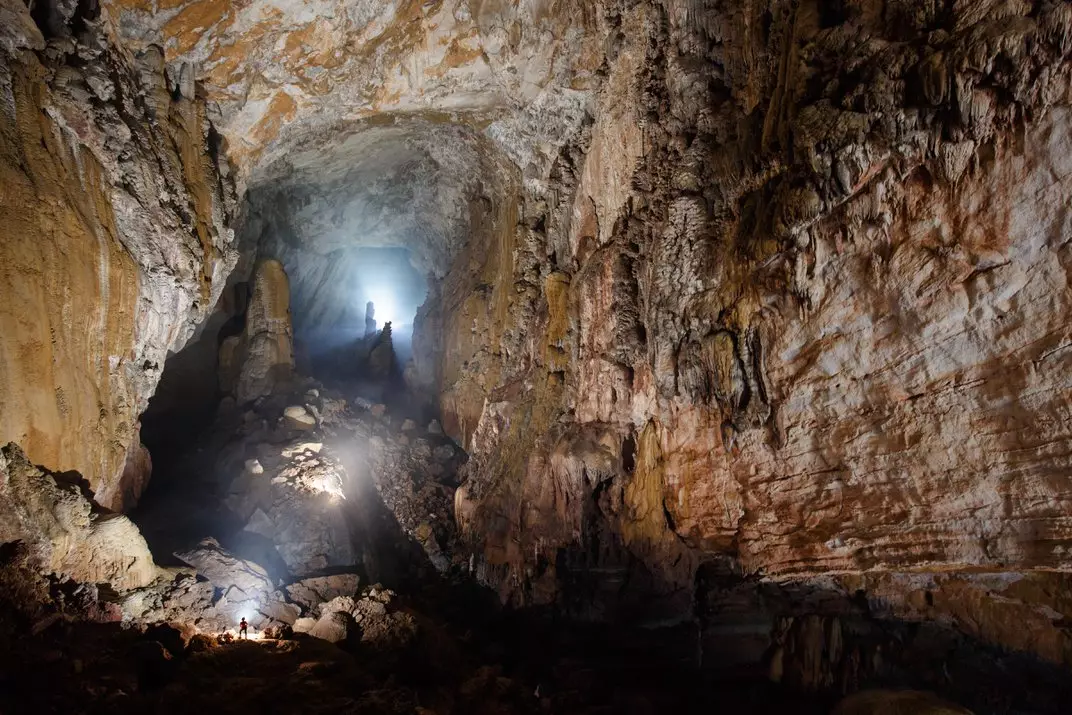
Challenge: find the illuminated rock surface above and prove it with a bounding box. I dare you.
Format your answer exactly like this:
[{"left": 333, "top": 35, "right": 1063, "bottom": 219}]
[{"left": 0, "top": 1, "right": 236, "bottom": 502}]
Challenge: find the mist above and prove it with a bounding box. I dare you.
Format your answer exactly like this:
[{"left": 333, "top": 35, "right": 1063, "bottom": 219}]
[{"left": 290, "top": 246, "right": 428, "bottom": 366}]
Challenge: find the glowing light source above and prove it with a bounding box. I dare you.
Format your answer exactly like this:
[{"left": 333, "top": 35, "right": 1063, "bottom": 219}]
[{"left": 366, "top": 288, "right": 399, "bottom": 325}]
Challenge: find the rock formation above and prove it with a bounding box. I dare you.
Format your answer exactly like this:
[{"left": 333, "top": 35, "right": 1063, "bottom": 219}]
[
  {"left": 441, "top": 0, "right": 1072, "bottom": 643},
  {"left": 3, "top": 0, "right": 1072, "bottom": 711},
  {"left": 0, "top": 443, "right": 156, "bottom": 592},
  {"left": 0, "top": 0, "right": 236, "bottom": 503},
  {"left": 219, "top": 258, "right": 295, "bottom": 404},
  {"left": 364, "top": 301, "right": 376, "bottom": 338}
]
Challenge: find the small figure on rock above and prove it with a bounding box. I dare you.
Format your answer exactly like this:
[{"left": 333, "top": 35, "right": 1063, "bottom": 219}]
[{"left": 239, "top": 617, "right": 249, "bottom": 639}]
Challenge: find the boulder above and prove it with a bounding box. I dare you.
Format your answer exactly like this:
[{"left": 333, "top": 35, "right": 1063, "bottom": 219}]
[
  {"left": 173, "top": 538, "right": 273, "bottom": 601},
  {"left": 281, "top": 441, "right": 323, "bottom": 458},
  {"left": 309, "top": 610, "right": 353, "bottom": 643},
  {"left": 0, "top": 444, "right": 156, "bottom": 591},
  {"left": 293, "top": 617, "right": 317, "bottom": 634},
  {"left": 283, "top": 406, "right": 316, "bottom": 431},
  {"left": 318, "top": 595, "right": 357, "bottom": 616},
  {"left": 244, "top": 509, "right": 276, "bottom": 539},
  {"left": 285, "top": 574, "right": 360, "bottom": 613},
  {"left": 257, "top": 598, "right": 301, "bottom": 626}
]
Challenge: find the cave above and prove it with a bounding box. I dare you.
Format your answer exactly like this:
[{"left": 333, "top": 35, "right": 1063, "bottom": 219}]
[{"left": 3, "top": 1, "right": 1072, "bottom": 713}]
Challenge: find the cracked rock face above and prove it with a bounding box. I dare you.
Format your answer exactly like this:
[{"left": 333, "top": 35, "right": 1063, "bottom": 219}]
[{"left": 101, "top": 0, "right": 606, "bottom": 183}]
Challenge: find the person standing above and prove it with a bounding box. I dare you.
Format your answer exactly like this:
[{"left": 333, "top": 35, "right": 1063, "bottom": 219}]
[{"left": 239, "top": 617, "right": 249, "bottom": 639}]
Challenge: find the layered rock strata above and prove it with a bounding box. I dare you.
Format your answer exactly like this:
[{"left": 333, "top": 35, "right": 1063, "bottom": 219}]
[
  {"left": 443, "top": 0, "right": 1072, "bottom": 663},
  {"left": 4, "top": 0, "right": 1072, "bottom": 692}
]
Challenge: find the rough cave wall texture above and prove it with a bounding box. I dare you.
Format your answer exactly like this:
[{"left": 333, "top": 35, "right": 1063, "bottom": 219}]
[
  {"left": 4, "top": 0, "right": 1072, "bottom": 672},
  {"left": 450, "top": 0, "right": 1072, "bottom": 654},
  {"left": 0, "top": 0, "right": 237, "bottom": 509}
]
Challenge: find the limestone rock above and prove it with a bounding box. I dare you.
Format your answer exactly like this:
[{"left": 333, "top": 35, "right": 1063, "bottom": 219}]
[
  {"left": 0, "top": 443, "right": 156, "bottom": 591},
  {"left": 366, "top": 323, "right": 397, "bottom": 381},
  {"left": 236, "top": 260, "right": 295, "bottom": 402},
  {"left": 308, "top": 610, "right": 352, "bottom": 644},
  {"left": 283, "top": 406, "right": 316, "bottom": 431},
  {"left": 318, "top": 595, "right": 357, "bottom": 617},
  {"left": 245, "top": 509, "right": 275, "bottom": 539},
  {"left": 285, "top": 574, "right": 360, "bottom": 614},
  {"left": 173, "top": 538, "right": 273, "bottom": 601},
  {"left": 103, "top": 432, "right": 153, "bottom": 513},
  {"left": 220, "top": 259, "right": 295, "bottom": 404},
  {"left": 257, "top": 599, "right": 301, "bottom": 627},
  {"left": 0, "top": 5, "right": 237, "bottom": 500},
  {"left": 223, "top": 442, "right": 352, "bottom": 576},
  {"left": 430, "top": 0, "right": 1072, "bottom": 656},
  {"left": 292, "top": 617, "right": 317, "bottom": 634}
]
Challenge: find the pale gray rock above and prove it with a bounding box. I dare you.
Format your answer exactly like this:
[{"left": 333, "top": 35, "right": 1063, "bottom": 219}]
[
  {"left": 0, "top": 443, "right": 156, "bottom": 591},
  {"left": 285, "top": 574, "right": 360, "bottom": 614},
  {"left": 292, "top": 617, "right": 317, "bottom": 634},
  {"left": 308, "top": 610, "right": 352, "bottom": 644},
  {"left": 174, "top": 538, "right": 273, "bottom": 601},
  {"left": 283, "top": 406, "right": 316, "bottom": 431}
]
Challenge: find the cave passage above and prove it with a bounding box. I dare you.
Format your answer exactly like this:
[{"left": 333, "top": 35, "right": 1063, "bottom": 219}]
[
  {"left": 6, "top": 1, "right": 1072, "bottom": 713},
  {"left": 293, "top": 246, "right": 428, "bottom": 379}
]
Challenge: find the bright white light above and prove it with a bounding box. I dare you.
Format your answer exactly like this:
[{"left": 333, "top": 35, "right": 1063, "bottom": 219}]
[{"left": 366, "top": 288, "right": 399, "bottom": 325}]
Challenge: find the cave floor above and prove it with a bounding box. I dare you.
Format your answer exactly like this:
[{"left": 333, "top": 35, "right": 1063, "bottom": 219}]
[
  {"left": 1, "top": 616, "right": 831, "bottom": 715},
  {"left": 25, "top": 376, "right": 1061, "bottom": 715}
]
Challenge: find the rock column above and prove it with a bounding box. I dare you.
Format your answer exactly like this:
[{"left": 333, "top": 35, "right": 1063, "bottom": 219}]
[{"left": 219, "top": 259, "right": 295, "bottom": 403}]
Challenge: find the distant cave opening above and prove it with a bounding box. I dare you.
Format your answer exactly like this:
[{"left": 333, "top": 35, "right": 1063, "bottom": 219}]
[{"left": 290, "top": 245, "right": 428, "bottom": 395}]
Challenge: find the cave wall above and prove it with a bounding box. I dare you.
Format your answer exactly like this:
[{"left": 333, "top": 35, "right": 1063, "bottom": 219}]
[
  {"left": 4, "top": 0, "right": 1072, "bottom": 676},
  {"left": 0, "top": 2, "right": 237, "bottom": 509},
  {"left": 444, "top": 0, "right": 1072, "bottom": 652}
]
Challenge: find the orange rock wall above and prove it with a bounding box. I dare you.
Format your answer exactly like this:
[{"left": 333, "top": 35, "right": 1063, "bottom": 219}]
[
  {"left": 0, "top": 10, "right": 236, "bottom": 507},
  {"left": 449, "top": 0, "right": 1072, "bottom": 643},
  {"left": 0, "top": 62, "right": 141, "bottom": 501}
]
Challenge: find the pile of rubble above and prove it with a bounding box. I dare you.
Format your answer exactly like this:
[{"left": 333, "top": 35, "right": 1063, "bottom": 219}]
[
  {"left": 121, "top": 537, "right": 415, "bottom": 651},
  {"left": 202, "top": 381, "right": 465, "bottom": 580},
  {"left": 354, "top": 411, "right": 464, "bottom": 574}
]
